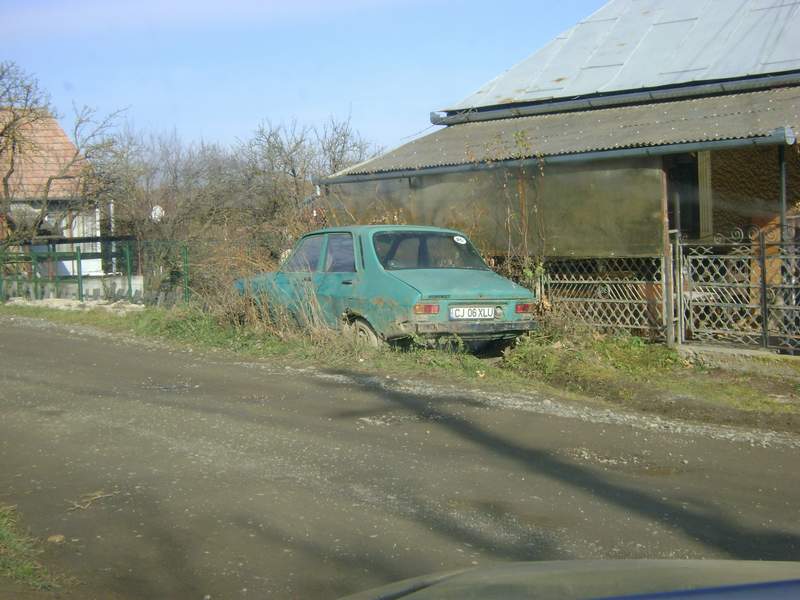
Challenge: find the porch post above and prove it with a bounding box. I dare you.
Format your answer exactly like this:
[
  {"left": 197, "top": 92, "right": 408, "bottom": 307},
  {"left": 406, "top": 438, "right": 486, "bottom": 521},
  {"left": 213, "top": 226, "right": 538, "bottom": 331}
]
[
  {"left": 777, "top": 144, "right": 796, "bottom": 351},
  {"left": 698, "top": 151, "right": 713, "bottom": 238},
  {"left": 779, "top": 145, "right": 787, "bottom": 242}
]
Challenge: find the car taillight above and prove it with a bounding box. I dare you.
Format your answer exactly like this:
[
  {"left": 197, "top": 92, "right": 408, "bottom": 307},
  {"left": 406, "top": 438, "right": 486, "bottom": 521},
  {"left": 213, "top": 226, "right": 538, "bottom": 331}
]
[
  {"left": 413, "top": 303, "right": 440, "bottom": 315},
  {"left": 515, "top": 302, "right": 534, "bottom": 314}
]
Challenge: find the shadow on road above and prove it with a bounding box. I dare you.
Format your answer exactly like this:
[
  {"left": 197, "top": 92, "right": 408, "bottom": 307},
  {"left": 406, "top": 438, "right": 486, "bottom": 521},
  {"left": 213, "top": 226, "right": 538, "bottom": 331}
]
[
  {"left": 231, "top": 517, "right": 413, "bottom": 598},
  {"left": 325, "top": 368, "right": 800, "bottom": 562}
]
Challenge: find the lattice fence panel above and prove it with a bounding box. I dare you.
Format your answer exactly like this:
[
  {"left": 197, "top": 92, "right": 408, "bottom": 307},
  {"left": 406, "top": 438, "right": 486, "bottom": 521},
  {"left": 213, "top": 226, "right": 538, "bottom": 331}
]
[{"left": 545, "top": 256, "right": 665, "bottom": 337}]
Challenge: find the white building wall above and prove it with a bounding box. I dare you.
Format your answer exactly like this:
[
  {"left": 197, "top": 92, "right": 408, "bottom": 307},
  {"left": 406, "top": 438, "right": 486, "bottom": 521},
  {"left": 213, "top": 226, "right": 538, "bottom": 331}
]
[{"left": 61, "top": 209, "right": 103, "bottom": 276}]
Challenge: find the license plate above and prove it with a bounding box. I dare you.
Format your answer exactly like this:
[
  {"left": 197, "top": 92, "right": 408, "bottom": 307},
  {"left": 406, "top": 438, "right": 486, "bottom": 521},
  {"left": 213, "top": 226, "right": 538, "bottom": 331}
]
[{"left": 449, "top": 306, "right": 495, "bottom": 320}]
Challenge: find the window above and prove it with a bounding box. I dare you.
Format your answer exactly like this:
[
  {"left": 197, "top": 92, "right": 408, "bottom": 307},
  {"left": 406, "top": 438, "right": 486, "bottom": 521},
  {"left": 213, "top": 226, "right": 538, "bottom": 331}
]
[
  {"left": 373, "top": 231, "right": 489, "bottom": 271},
  {"left": 281, "top": 235, "right": 323, "bottom": 272},
  {"left": 324, "top": 233, "right": 356, "bottom": 272}
]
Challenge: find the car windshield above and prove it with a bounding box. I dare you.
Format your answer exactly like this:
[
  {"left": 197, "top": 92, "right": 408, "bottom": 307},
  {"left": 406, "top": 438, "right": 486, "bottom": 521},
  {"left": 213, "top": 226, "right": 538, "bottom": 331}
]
[{"left": 373, "top": 231, "right": 489, "bottom": 270}]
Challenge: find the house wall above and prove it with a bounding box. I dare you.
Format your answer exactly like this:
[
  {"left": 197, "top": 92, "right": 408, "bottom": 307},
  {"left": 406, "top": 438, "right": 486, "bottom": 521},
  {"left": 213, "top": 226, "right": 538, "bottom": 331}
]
[
  {"left": 324, "top": 157, "right": 664, "bottom": 257},
  {"left": 64, "top": 209, "right": 103, "bottom": 275},
  {"left": 710, "top": 145, "right": 800, "bottom": 235}
]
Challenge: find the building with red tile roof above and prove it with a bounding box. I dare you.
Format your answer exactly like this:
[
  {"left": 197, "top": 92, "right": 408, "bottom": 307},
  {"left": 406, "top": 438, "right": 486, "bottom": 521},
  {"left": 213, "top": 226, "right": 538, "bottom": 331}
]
[
  {"left": 1, "top": 111, "right": 86, "bottom": 201},
  {"left": 1, "top": 110, "right": 94, "bottom": 240}
]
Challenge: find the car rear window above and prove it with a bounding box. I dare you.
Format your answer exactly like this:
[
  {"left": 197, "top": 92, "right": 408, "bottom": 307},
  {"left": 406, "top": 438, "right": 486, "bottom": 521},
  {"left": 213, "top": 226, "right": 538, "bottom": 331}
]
[{"left": 372, "top": 231, "right": 489, "bottom": 271}]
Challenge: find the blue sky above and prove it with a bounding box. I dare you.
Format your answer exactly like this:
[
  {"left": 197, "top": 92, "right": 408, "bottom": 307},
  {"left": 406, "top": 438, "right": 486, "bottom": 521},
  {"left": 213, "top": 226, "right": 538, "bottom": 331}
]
[{"left": 2, "top": 0, "right": 606, "bottom": 149}]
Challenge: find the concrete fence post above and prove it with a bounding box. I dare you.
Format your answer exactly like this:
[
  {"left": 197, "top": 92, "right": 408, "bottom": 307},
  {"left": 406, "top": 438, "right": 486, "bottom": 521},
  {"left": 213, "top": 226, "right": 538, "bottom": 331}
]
[
  {"left": 124, "top": 243, "right": 133, "bottom": 302},
  {"left": 76, "top": 247, "right": 84, "bottom": 302},
  {"left": 32, "top": 254, "right": 39, "bottom": 300},
  {"left": 50, "top": 244, "right": 58, "bottom": 298}
]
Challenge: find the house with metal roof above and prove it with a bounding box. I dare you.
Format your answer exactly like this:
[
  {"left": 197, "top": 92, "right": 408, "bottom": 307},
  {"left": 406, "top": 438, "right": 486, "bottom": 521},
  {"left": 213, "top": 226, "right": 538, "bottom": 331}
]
[{"left": 318, "top": 0, "right": 800, "bottom": 347}]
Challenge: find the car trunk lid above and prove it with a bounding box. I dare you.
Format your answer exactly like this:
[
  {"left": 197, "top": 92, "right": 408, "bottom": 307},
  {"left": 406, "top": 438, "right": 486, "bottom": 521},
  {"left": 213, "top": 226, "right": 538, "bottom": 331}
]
[{"left": 387, "top": 269, "right": 532, "bottom": 300}]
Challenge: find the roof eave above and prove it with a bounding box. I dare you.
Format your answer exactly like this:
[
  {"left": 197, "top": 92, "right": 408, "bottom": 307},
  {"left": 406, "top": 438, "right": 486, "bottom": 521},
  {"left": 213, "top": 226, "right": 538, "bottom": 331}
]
[
  {"left": 432, "top": 71, "right": 800, "bottom": 126},
  {"left": 319, "top": 127, "right": 796, "bottom": 186}
]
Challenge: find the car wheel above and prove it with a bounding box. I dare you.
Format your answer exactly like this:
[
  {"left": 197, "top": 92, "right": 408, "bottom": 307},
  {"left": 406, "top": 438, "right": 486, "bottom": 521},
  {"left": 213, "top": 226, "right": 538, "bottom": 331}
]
[{"left": 348, "top": 317, "right": 382, "bottom": 348}]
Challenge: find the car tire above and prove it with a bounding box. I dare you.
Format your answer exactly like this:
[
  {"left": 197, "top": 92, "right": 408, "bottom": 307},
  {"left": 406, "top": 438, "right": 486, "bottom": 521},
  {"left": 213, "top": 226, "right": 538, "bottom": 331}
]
[{"left": 348, "top": 317, "right": 382, "bottom": 348}]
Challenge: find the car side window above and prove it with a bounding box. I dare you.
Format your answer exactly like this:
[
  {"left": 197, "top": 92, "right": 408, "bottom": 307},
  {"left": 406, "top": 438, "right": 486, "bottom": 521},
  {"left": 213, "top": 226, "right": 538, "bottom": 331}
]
[
  {"left": 282, "top": 235, "right": 324, "bottom": 272},
  {"left": 324, "top": 233, "right": 356, "bottom": 273}
]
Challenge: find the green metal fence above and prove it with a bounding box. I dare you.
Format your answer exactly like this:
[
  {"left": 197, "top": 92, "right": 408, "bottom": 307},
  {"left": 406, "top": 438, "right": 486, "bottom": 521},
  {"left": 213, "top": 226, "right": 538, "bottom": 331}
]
[
  {"left": 0, "top": 239, "right": 191, "bottom": 304},
  {"left": 1, "top": 237, "right": 279, "bottom": 305}
]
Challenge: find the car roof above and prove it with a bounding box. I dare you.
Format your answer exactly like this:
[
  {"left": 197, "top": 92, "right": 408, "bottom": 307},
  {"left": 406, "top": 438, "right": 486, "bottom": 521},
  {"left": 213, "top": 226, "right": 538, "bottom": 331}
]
[{"left": 302, "top": 224, "right": 464, "bottom": 236}]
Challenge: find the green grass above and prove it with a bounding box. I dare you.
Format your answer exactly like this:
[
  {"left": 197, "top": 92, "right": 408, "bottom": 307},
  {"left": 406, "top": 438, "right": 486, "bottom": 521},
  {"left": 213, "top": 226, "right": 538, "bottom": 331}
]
[
  {"left": 502, "top": 319, "right": 800, "bottom": 418},
  {"left": 503, "top": 326, "right": 686, "bottom": 399},
  {"left": 0, "top": 505, "right": 55, "bottom": 590}
]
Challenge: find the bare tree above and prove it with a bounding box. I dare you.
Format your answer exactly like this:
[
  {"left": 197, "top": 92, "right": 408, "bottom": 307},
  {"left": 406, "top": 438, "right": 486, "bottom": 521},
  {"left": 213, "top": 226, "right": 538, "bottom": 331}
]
[
  {"left": 240, "top": 119, "right": 317, "bottom": 212},
  {"left": 92, "top": 115, "right": 379, "bottom": 260},
  {"left": 33, "top": 104, "right": 122, "bottom": 236},
  {"left": 95, "top": 128, "right": 242, "bottom": 242},
  {"left": 0, "top": 61, "right": 52, "bottom": 222},
  {"left": 313, "top": 114, "right": 377, "bottom": 179}
]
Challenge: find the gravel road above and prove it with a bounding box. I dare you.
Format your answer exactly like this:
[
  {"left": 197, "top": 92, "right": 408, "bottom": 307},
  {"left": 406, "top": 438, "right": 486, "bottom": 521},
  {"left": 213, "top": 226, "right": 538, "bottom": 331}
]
[{"left": 1, "top": 315, "right": 798, "bottom": 599}]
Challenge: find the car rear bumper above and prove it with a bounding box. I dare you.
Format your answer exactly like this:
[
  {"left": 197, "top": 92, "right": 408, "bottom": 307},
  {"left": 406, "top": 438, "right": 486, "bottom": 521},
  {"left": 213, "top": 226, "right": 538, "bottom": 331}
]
[{"left": 413, "top": 319, "right": 536, "bottom": 340}]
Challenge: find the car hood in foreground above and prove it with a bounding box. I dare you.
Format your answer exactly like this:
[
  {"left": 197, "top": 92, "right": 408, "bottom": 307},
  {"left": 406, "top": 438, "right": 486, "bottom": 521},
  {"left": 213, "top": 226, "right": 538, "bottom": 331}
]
[
  {"left": 340, "top": 560, "right": 800, "bottom": 600},
  {"left": 387, "top": 269, "right": 532, "bottom": 300}
]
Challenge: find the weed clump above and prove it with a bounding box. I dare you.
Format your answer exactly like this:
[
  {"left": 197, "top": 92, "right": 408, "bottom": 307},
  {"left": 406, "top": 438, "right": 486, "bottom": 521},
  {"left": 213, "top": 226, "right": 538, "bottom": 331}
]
[
  {"left": 502, "top": 309, "right": 684, "bottom": 400},
  {"left": 0, "top": 505, "right": 56, "bottom": 590}
]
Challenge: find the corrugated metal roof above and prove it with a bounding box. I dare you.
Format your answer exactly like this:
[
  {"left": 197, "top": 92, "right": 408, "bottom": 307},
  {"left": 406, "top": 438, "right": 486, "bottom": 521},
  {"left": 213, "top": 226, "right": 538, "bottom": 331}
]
[
  {"left": 447, "top": 0, "right": 800, "bottom": 113},
  {"left": 332, "top": 87, "right": 799, "bottom": 177}
]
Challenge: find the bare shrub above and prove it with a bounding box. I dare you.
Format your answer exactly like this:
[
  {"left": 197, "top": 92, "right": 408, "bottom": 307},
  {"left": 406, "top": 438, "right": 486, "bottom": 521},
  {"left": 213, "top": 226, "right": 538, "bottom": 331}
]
[
  {"left": 186, "top": 236, "right": 338, "bottom": 345},
  {"left": 189, "top": 240, "right": 278, "bottom": 328}
]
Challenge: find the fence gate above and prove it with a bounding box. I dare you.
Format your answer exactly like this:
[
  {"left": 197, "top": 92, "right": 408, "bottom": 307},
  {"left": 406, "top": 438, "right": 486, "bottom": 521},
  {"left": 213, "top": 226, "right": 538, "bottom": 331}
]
[{"left": 677, "top": 229, "right": 800, "bottom": 351}]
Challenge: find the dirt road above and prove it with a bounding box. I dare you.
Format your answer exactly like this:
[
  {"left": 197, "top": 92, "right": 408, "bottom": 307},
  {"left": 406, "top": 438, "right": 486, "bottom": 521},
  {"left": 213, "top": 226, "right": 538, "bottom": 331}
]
[{"left": 1, "top": 315, "right": 799, "bottom": 599}]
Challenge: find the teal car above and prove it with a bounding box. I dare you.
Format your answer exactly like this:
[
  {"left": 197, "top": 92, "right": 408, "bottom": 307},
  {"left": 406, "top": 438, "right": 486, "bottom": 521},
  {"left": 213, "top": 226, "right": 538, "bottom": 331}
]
[{"left": 235, "top": 225, "right": 536, "bottom": 347}]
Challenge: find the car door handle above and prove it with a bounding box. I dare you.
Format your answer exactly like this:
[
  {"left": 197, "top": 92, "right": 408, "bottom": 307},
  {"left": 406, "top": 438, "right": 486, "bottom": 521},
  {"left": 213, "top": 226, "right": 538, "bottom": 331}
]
[
  {"left": 302, "top": 276, "right": 312, "bottom": 282},
  {"left": 341, "top": 280, "right": 353, "bottom": 285}
]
